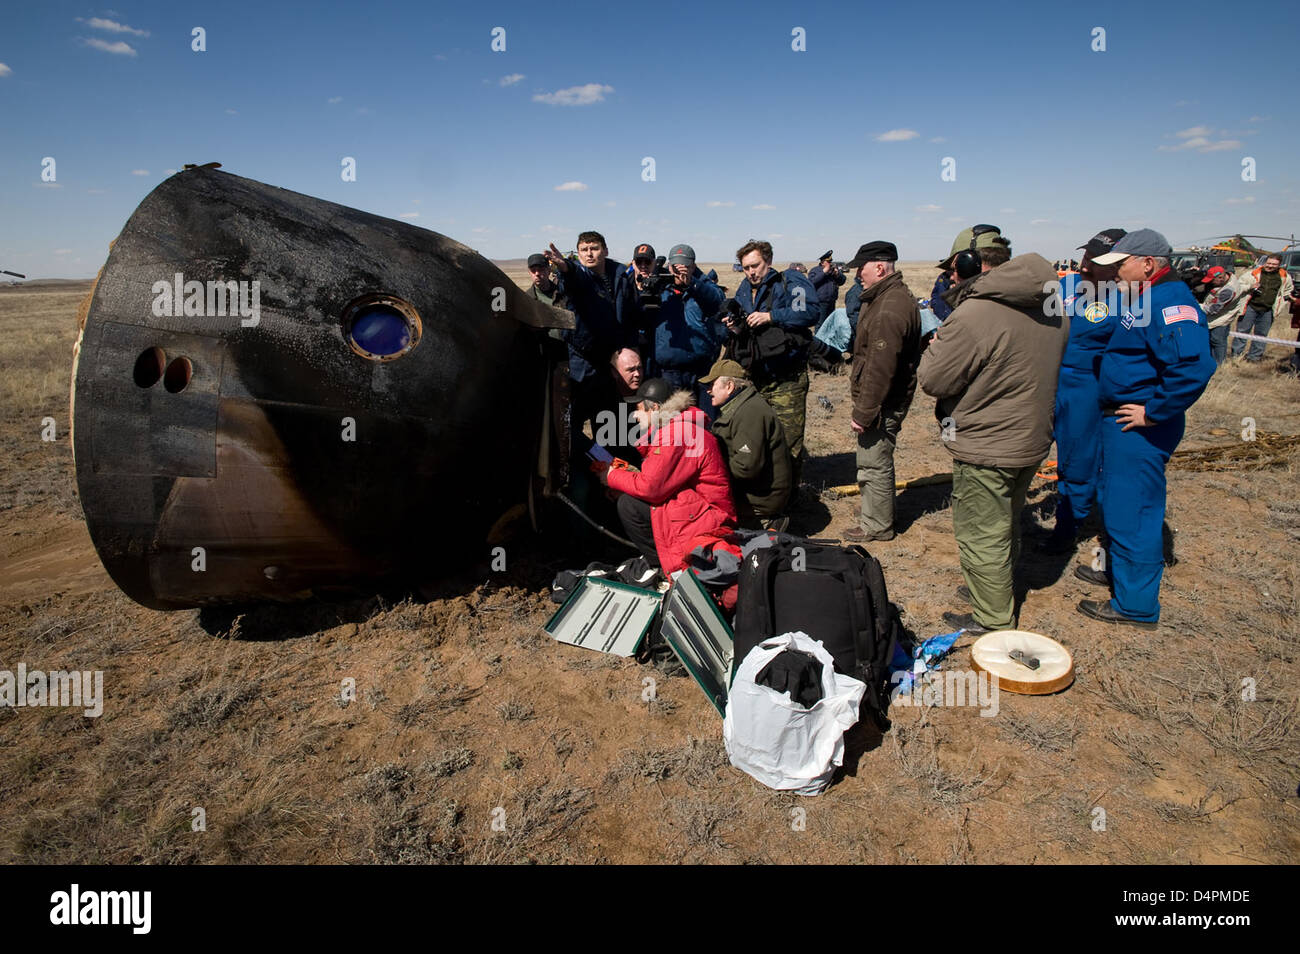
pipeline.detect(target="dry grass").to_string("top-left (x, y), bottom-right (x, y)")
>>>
top-left (2, 281), bottom-right (1298, 864)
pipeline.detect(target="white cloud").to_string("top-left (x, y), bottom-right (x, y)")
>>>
top-left (706, 200), bottom-right (735, 208)
top-left (0, 63), bottom-right (11, 78)
top-left (225, 108), bottom-right (238, 115)
top-left (533, 83), bottom-right (614, 106)
top-left (130, 169), bottom-right (149, 176)
top-left (768, 233), bottom-right (784, 240)
top-left (499, 74), bottom-right (525, 87)
top-left (554, 181), bottom-right (588, 192)
top-left (875, 129), bottom-right (919, 142)
top-left (472, 227), bottom-right (491, 233)
top-left (1000, 208), bottom-right (1016, 214)
top-left (327, 96), bottom-right (342, 104)
top-left (164, 169), bottom-right (176, 175)
top-left (355, 106), bottom-right (372, 116)
top-left (752, 203), bottom-right (775, 211)
top-left (33, 182), bottom-right (62, 189)
top-left (1223, 196), bottom-right (1256, 206)
top-left (929, 136), bottom-right (945, 143)
top-left (53, 249), bottom-right (72, 255)
top-left (80, 37), bottom-right (137, 56)
top-left (1158, 132), bottom-right (1241, 153)
top-left (80, 17), bottom-right (150, 37)
top-left (603, 201), bottom-right (616, 208)
top-left (1030, 218), bottom-right (1051, 225)
top-left (915, 204), bottom-right (942, 213)
top-left (399, 212), bottom-right (420, 219)
top-left (1247, 115), bottom-right (1268, 123)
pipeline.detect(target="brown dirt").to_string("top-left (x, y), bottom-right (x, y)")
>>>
top-left (1, 274), bottom-right (1297, 865)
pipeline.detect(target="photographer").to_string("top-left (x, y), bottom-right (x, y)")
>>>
top-left (652, 244), bottom-right (727, 418)
top-left (808, 250), bottom-right (847, 316)
top-left (723, 239), bottom-right (822, 485)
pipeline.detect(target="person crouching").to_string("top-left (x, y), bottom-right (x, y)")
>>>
top-left (598, 377), bottom-right (738, 572)
top-left (700, 359), bottom-right (793, 532)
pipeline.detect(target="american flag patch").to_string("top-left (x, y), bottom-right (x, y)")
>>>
top-left (1162, 305), bottom-right (1199, 325)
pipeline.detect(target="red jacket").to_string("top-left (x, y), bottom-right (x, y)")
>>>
top-left (606, 393), bottom-right (737, 572)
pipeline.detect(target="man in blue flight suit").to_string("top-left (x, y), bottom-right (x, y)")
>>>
top-left (1043, 228), bottom-right (1127, 554)
top-left (1077, 229), bottom-right (1215, 628)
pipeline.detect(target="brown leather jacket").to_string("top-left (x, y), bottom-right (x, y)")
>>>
top-left (850, 270), bottom-right (922, 428)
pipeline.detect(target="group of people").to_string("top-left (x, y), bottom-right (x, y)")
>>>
top-left (1194, 254), bottom-right (1297, 369)
top-left (526, 219), bottom-right (1283, 632)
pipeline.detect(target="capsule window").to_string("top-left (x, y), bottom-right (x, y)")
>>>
top-left (342, 294), bottom-right (421, 361)
top-left (164, 356), bottom-right (193, 393)
top-left (133, 347), bottom-right (166, 388)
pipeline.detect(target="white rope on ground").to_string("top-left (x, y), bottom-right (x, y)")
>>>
top-left (1228, 331), bottom-right (1300, 349)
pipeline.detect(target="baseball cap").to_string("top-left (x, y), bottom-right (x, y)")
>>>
top-left (1091, 228), bottom-right (1173, 265)
top-left (633, 243), bottom-right (656, 262)
top-left (698, 358), bottom-right (748, 384)
top-left (939, 225), bottom-right (1009, 269)
top-left (526, 253), bottom-right (548, 269)
top-left (1201, 265), bottom-right (1229, 283)
top-left (625, 377), bottom-right (673, 405)
top-left (845, 241), bottom-right (899, 269)
top-left (1077, 228), bottom-right (1127, 262)
top-left (667, 244), bottom-right (696, 266)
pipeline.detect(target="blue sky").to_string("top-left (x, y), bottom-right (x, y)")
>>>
top-left (2, 0), bottom-right (1298, 278)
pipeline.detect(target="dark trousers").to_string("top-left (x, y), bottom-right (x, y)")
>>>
top-left (616, 493), bottom-right (659, 568)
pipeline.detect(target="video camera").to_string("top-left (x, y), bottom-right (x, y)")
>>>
top-left (635, 256), bottom-right (672, 316)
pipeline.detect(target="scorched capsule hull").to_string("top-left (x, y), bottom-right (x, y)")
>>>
top-left (71, 168), bottom-right (572, 610)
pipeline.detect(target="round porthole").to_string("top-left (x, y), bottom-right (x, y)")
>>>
top-left (342, 294), bottom-right (422, 361)
top-left (164, 356), bottom-right (192, 393)
top-left (133, 346), bottom-right (166, 388)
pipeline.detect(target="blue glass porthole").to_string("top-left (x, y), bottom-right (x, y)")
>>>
top-left (342, 294), bottom-right (422, 361)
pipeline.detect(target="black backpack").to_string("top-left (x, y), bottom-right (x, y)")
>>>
top-left (732, 536), bottom-right (901, 729)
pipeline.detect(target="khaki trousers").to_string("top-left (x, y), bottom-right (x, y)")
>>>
top-left (951, 460), bottom-right (1038, 629)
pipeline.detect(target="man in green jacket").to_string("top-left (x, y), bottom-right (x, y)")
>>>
top-left (701, 359), bottom-right (793, 531)
top-left (917, 244), bottom-right (1068, 633)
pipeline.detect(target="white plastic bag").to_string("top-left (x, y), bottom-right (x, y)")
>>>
top-left (723, 631), bottom-right (866, 796)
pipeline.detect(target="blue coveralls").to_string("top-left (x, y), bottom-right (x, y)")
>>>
top-left (1054, 274), bottom-right (1121, 530)
top-left (1097, 273), bottom-right (1215, 622)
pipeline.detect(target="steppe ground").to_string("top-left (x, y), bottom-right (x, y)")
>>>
top-left (0, 265), bottom-right (1296, 864)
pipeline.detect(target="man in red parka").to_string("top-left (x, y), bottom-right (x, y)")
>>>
top-left (599, 377), bottom-right (737, 573)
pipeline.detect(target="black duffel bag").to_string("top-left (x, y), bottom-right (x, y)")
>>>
top-left (732, 535), bottom-right (901, 729)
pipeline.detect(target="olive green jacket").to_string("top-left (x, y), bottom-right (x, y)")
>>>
top-left (710, 384), bottom-right (792, 516)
